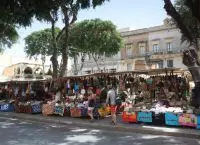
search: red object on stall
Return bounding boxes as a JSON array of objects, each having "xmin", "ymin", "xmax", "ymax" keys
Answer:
[
  {"xmin": 70, "ymin": 108, "xmax": 82, "ymax": 117},
  {"xmin": 122, "ymin": 111, "xmax": 137, "ymax": 123},
  {"xmin": 18, "ymin": 105, "xmax": 32, "ymax": 113}
]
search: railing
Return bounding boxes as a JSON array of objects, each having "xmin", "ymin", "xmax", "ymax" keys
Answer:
[{"xmin": 150, "ymin": 48, "xmax": 182, "ymax": 55}]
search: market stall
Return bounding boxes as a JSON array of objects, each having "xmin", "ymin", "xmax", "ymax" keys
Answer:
[
  {"xmin": 0, "ymin": 76, "xmax": 16, "ymax": 112},
  {"xmin": 120, "ymin": 68, "xmax": 200, "ymax": 128},
  {"xmin": 12, "ymin": 77, "xmax": 51, "ymax": 114}
]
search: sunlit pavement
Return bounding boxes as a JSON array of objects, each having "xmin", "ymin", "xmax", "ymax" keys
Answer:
[{"xmin": 0, "ymin": 117, "xmax": 199, "ymax": 145}]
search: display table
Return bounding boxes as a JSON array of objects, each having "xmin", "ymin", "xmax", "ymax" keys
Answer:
[
  {"xmin": 31, "ymin": 103, "xmax": 42, "ymax": 113},
  {"xmin": 197, "ymin": 115, "xmax": 200, "ymax": 129},
  {"xmin": 152, "ymin": 112, "xmax": 165, "ymax": 125},
  {"xmin": 54, "ymin": 105, "xmax": 65, "ymax": 116},
  {"xmin": 165, "ymin": 112, "xmax": 180, "ymax": 126},
  {"xmin": 179, "ymin": 114, "xmax": 197, "ymax": 128},
  {"xmin": 42, "ymin": 104, "xmax": 54, "ymax": 116},
  {"xmin": 70, "ymin": 108, "xmax": 82, "ymax": 117},
  {"xmin": 0, "ymin": 103, "xmax": 14, "ymax": 112},
  {"xmin": 18, "ymin": 104, "xmax": 32, "ymax": 113},
  {"xmin": 63, "ymin": 107, "xmax": 71, "ymax": 116},
  {"xmin": 137, "ymin": 111, "xmax": 152, "ymax": 123},
  {"xmin": 98, "ymin": 107, "xmax": 110, "ymax": 117},
  {"xmin": 122, "ymin": 111, "xmax": 137, "ymax": 123},
  {"xmin": 81, "ymin": 107, "xmax": 88, "ymax": 117}
]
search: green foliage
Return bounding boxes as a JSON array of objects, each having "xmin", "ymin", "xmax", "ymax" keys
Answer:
[
  {"xmin": 164, "ymin": 0, "xmax": 200, "ymax": 48},
  {"xmin": 0, "ymin": 23, "xmax": 19, "ymax": 52},
  {"xmin": 70, "ymin": 19, "xmax": 123, "ymax": 57},
  {"xmin": 174, "ymin": 0, "xmax": 200, "ymax": 46},
  {"xmin": 24, "ymin": 28, "xmax": 61, "ymax": 58}
]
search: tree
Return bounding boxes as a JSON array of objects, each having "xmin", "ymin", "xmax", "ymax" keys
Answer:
[
  {"xmin": 163, "ymin": 0, "xmax": 200, "ymax": 107},
  {"xmin": 164, "ymin": 0, "xmax": 200, "ymax": 47},
  {"xmin": 0, "ymin": 0, "xmax": 110, "ymax": 77},
  {"xmin": 24, "ymin": 28, "xmax": 61, "ymax": 76},
  {"xmin": 70, "ymin": 19, "xmax": 123, "ymax": 73},
  {"xmin": 0, "ymin": 23, "xmax": 19, "ymax": 52},
  {"xmin": 57, "ymin": 0, "xmax": 110, "ymax": 77}
]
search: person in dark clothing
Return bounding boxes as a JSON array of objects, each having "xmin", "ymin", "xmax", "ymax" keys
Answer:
[{"xmin": 87, "ymin": 87, "xmax": 96, "ymax": 121}]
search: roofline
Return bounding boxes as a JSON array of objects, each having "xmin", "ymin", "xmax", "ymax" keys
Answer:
[
  {"xmin": 6, "ymin": 62, "xmax": 50, "ymax": 68},
  {"xmin": 120, "ymin": 25, "xmax": 177, "ymax": 37}
]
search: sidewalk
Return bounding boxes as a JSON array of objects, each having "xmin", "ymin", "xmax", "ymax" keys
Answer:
[{"xmin": 0, "ymin": 112, "xmax": 199, "ymax": 139}]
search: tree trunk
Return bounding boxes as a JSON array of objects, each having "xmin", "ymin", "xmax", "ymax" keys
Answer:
[
  {"xmin": 164, "ymin": 0, "xmax": 193, "ymax": 43},
  {"xmin": 92, "ymin": 54, "xmax": 101, "ymax": 71},
  {"xmin": 60, "ymin": 47, "xmax": 68, "ymax": 77},
  {"xmin": 41, "ymin": 55, "xmax": 45, "ymax": 75},
  {"xmin": 73, "ymin": 55, "xmax": 78, "ymax": 75},
  {"xmin": 183, "ymin": 49, "xmax": 200, "ymax": 108},
  {"xmin": 60, "ymin": 6, "xmax": 70, "ymax": 77},
  {"xmin": 51, "ymin": 20, "xmax": 58, "ymax": 79},
  {"xmin": 79, "ymin": 54, "xmax": 86, "ymax": 72}
]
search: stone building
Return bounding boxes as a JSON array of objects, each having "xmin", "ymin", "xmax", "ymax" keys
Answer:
[
  {"xmin": 3, "ymin": 62, "xmax": 50, "ymax": 78},
  {"xmin": 70, "ymin": 21, "xmax": 188, "ymax": 75},
  {"xmin": 120, "ymin": 21, "xmax": 187, "ymax": 71}
]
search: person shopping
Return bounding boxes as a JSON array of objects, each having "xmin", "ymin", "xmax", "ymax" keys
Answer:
[
  {"xmin": 87, "ymin": 87, "xmax": 96, "ymax": 121},
  {"xmin": 106, "ymin": 85, "xmax": 117, "ymax": 125}
]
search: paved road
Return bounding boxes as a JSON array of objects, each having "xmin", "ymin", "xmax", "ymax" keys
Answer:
[{"xmin": 0, "ymin": 116, "xmax": 199, "ymax": 145}]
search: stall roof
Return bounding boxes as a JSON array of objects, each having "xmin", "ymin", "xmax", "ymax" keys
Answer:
[
  {"xmin": 146, "ymin": 68, "xmax": 185, "ymax": 75},
  {"xmin": 64, "ymin": 70, "xmax": 149, "ymax": 79},
  {"xmin": 64, "ymin": 68, "xmax": 186, "ymax": 79},
  {"xmin": 0, "ymin": 76, "xmax": 11, "ymax": 83}
]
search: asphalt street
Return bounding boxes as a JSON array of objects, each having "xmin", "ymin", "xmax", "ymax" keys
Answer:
[{"xmin": 0, "ymin": 116, "xmax": 199, "ymax": 145}]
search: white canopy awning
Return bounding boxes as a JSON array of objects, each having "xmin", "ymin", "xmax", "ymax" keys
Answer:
[{"xmin": 0, "ymin": 76, "xmax": 11, "ymax": 83}]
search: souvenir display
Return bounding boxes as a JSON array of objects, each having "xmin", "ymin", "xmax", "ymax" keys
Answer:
[
  {"xmin": 0, "ymin": 68, "xmax": 200, "ymax": 130},
  {"xmin": 165, "ymin": 112, "xmax": 180, "ymax": 126}
]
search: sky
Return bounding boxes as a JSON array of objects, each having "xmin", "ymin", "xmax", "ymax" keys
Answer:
[{"xmin": 4, "ymin": 0, "xmax": 168, "ymax": 58}]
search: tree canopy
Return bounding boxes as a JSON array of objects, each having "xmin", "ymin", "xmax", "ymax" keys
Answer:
[
  {"xmin": 70, "ymin": 19, "xmax": 123, "ymax": 71},
  {"xmin": 164, "ymin": 0, "xmax": 200, "ymax": 48},
  {"xmin": 0, "ymin": 0, "xmax": 110, "ymax": 78},
  {"xmin": 0, "ymin": 23, "xmax": 19, "ymax": 52},
  {"xmin": 24, "ymin": 28, "xmax": 61, "ymax": 58},
  {"xmin": 70, "ymin": 19, "xmax": 122, "ymax": 57},
  {"xmin": 24, "ymin": 28, "xmax": 61, "ymax": 76}
]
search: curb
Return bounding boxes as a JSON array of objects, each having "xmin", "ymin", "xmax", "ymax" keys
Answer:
[{"xmin": 1, "ymin": 112, "xmax": 200, "ymax": 139}]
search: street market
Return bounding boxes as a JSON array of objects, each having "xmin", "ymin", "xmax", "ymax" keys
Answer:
[{"xmin": 0, "ymin": 68, "xmax": 199, "ymax": 129}]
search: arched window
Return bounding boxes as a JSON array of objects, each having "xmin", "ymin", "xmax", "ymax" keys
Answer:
[
  {"xmin": 24, "ymin": 67, "xmax": 33, "ymax": 74},
  {"xmin": 34, "ymin": 67, "xmax": 43, "ymax": 75},
  {"xmin": 17, "ymin": 67, "xmax": 20, "ymax": 74}
]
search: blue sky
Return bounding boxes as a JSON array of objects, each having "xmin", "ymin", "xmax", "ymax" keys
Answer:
[{"xmin": 5, "ymin": 0, "xmax": 168, "ymax": 57}]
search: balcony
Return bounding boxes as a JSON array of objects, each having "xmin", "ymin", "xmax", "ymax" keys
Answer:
[
  {"xmin": 164, "ymin": 48, "xmax": 181, "ymax": 54},
  {"xmin": 150, "ymin": 48, "xmax": 181, "ymax": 55}
]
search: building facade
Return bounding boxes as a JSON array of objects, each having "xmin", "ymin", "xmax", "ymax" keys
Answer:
[
  {"xmin": 70, "ymin": 21, "xmax": 188, "ymax": 75},
  {"xmin": 3, "ymin": 62, "xmax": 50, "ymax": 78},
  {"xmin": 120, "ymin": 22, "xmax": 188, "ymax": 71},
  {"xmin": 71, "ymin": 52, "xmax": 121, "ymax": 75}
]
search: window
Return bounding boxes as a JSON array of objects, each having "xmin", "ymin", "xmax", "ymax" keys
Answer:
[
  {"xmin": 127, "ymin": 63, "xmax": 132, "ymax": 71},
  {"xmin": 126, "ymin": 44, "xmax": 132, "ymax": 56},
  {"xmin": 153, "ymin": 44, "xmax": 159, "ymax": 53},
  {"xmin": 157, "ymin": 61, "xmax": 163, "ymax": 68},
  {"xmin": 167, "ymin": 60, "xmax": 173, "ymax": 68},
  {"xmin": 166, "ymin": 42, "xmax": 172, "ymax": 52},
  {"xmin": 139, "ymin": 43, "xmax": 146, "ymax": 55}
]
